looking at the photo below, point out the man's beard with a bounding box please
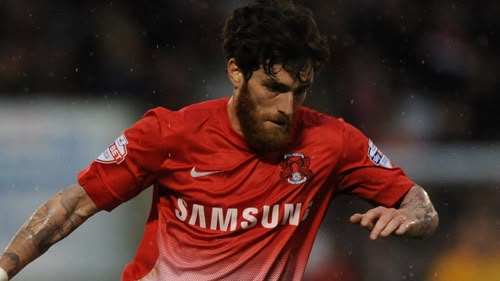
[235,83,293,154]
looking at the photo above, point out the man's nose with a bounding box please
[276,92,294,116]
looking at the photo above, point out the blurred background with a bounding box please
[0,0,499,280]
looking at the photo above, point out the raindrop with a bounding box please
[75,68,79,73]
[350,99,354,105]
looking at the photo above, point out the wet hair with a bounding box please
[223,0,330,82]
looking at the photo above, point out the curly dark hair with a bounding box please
[223,0,330,82]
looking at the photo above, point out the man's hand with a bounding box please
[349,206,412,240]
[350,184,439,240]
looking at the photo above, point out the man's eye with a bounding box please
[267,86,283,94]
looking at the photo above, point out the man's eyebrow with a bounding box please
[262,80,292,91]
[262,79,312,92]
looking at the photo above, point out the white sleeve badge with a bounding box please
[96,134,129,165]
[367,139,393,169]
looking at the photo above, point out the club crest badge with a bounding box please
[280,152,313,184]
[96,134,128,164]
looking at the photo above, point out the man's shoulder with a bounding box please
[149,98,227,113]
[147,98,229,122]
[181,98,229,112]
[140,98,230,142]
[296,106,346,130]
[294,107,357,148]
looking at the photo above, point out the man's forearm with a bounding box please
[0,184,97,279]
[398,184,439,239]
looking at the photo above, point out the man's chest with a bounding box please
[163,149,324,200]
[154,149,332,232]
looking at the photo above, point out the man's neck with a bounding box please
[227,96,243,136]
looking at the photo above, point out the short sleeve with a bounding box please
[78,109,167,211]
[335,121,414,207]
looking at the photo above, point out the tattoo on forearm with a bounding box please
[399,185,438,238]
[0,252,20,276]
[2,253,19,265]
[1,188,90,275]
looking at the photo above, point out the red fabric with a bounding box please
[78,98,413,281]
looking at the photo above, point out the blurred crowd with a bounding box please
[1,0,499,142]
[1,1,499,280]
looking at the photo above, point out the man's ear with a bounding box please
[227,58,244,88]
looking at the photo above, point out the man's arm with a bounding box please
[349,184,439,240]
[0,183,100,279]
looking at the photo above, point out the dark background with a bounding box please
[1,1,499,280]
[1,0,499,142]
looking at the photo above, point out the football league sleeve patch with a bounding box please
[96,134,129,165]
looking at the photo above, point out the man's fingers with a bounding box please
[350,210,379,231]
[349,213,363,223]
[378,217,404,238]
[395,222,411,236]
[372,210,411,239]
[351,207,410,240]
[360,208,382,228]
[368,211,395,240]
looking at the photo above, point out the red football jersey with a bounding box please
[78,98,413,281]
